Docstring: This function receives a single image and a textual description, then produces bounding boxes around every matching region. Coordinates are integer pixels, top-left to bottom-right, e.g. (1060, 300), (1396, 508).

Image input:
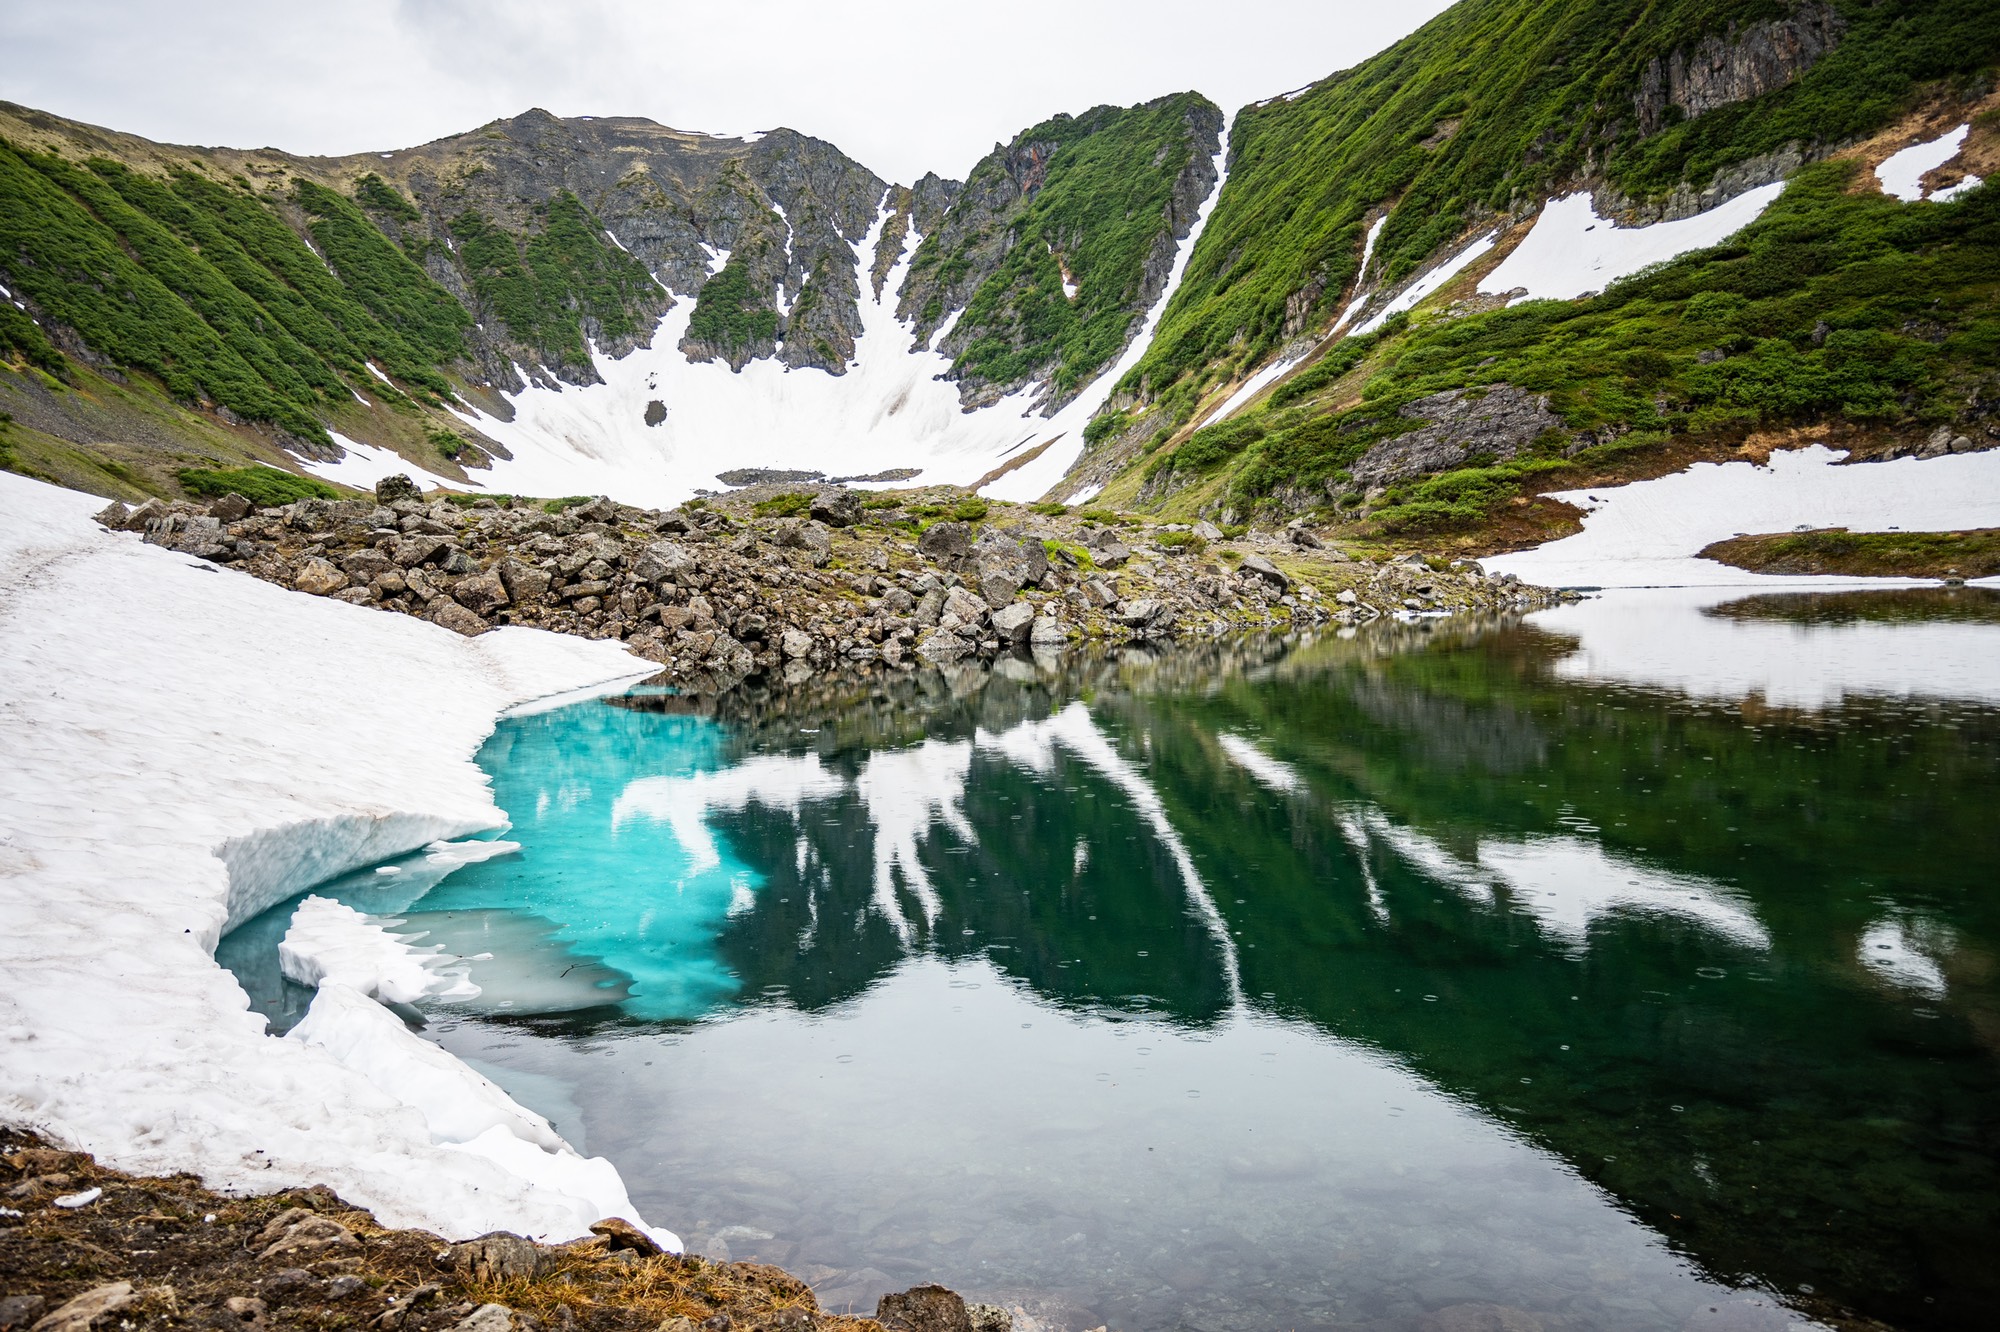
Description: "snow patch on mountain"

(442, 135), (1232, 509)
(1875, 124), (1973, 202)
(1353, 232), (1496, 336)
(1479, 185), (1785, 304)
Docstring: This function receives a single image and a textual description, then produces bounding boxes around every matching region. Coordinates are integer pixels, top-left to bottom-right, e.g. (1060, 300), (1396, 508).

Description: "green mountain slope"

(899, 92), (1223, 408)
(1080, 0), (2000, 539)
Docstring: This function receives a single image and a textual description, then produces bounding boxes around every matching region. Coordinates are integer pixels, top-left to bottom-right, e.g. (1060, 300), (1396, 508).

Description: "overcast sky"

(0, 0), (1454, 183)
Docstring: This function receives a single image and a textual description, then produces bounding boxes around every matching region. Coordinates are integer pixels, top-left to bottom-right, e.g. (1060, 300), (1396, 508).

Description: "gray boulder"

(810, 488), (862, 527)
(1240, 553), (1291, 591)
(453, 570), (510, 615)
(630, 541), (696, 584)
(918, 520), (974, 563)
(293, 558), (349, 597)
(375, 474), (422, 505)
(990, 600), (1036, 645)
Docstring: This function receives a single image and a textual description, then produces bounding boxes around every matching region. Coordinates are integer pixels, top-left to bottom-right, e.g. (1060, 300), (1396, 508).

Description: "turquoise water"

(224, 588), (2000, 1332)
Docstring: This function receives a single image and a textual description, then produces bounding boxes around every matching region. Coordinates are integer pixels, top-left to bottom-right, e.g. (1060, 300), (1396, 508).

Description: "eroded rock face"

(1348, 385), (1565, 493)
(1635, 3), (1845, 135)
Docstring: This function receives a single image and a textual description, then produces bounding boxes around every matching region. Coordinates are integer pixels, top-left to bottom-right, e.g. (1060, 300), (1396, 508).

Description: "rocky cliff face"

(1634, 3), (1846, 136)
(896, 93), (1224, 412)
(313, 111), (891, 385)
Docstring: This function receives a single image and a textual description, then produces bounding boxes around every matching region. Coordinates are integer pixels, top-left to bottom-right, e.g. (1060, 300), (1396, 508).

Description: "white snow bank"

(279, 896), (478, 1004)
(290, 982), (559, 1150)
(1522, 587), (2000, 709)
(1483, 444), (2000, 588)
(1201, 353), (1302, 428)
(1876, 125), (1970, 202)
(1352, 232), (1496, 337)
(290, 985), (678, 1250)
(1478, 185), (1784, 304)
(0, 469), (668, 1244)
(297, 431), (462, 494)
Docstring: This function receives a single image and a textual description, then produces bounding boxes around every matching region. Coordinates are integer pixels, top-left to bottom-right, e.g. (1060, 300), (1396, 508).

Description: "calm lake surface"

(223, 586), (2000, 1332)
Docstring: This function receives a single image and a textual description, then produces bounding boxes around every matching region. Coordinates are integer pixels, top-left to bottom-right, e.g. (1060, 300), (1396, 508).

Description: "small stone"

(451, 1234), (546, 1284)
(942, 586), (988, 626)
(914, 629), (974, 663)
(29, 1284), (134, 1332)
(429, 601), (491, 637)
(392, 534), (450, 568)
(496, 559), (551, 603)
(588, 1216), (665, 1255)
(224, 1298), (267, 1324)
(209, 493), (253, 522)
(293, 558), (349, 596)
(256, 1209), (359, 1260)
(326, 1276), (368, 1300)
(0, 1295), (47, 1331)
(452, 1305), (515, 1332)
(781, 628), (813, 659)
(1029, 615), (1066, 646)
(339, 549), (394, 581)
(631, 541), (696, 584)
(875, 1284), (972, 1332)
(1192, 520), (1224, 541)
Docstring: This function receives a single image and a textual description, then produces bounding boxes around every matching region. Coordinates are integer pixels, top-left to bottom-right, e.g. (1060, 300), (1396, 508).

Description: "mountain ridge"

(3, 0), (1998, 541)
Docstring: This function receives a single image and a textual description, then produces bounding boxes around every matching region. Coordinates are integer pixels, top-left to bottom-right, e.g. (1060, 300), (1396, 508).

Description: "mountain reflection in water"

(224, 590), (2000, 1332)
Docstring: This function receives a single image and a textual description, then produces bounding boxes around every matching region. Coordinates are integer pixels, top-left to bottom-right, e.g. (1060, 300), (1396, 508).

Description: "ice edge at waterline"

(0, 469), (675, 1248)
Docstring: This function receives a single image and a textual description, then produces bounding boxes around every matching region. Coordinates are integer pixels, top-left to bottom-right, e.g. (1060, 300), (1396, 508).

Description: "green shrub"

(1028, 501), (1069, 516)
(175, 465), (337, 507)
(1155, 530), (1209, 553)
(1083, 411), (1127, 446)
(542, 495), (592, 513)
(949, 496), (990, 522)
(753, 492), (814, 518)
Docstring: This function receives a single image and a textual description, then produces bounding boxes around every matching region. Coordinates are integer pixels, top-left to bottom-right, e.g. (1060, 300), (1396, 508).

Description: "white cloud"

(0, 0), (1453, 183)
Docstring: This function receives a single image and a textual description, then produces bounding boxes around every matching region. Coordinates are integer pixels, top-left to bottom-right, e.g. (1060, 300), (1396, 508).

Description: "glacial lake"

(222, 586), (2000, 1332)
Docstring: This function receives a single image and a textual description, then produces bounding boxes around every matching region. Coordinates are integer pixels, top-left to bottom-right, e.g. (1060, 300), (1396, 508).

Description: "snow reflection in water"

(223, 592), (2000, 1332)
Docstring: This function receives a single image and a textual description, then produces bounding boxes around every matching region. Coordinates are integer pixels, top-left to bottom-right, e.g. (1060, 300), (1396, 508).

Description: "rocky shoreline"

(98, 478), (1573, 691)
(0, 1130), (1003, 1332)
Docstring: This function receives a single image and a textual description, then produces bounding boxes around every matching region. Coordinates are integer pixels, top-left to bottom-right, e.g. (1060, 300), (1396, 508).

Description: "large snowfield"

(405, 135), (1231, 511)
(1481, 444), (2000, 589)
(0, 469), (676, 1245)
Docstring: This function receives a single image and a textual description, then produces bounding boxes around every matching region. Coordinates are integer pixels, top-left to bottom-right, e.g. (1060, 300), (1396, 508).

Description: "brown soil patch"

(1834, 88), (2000, 192)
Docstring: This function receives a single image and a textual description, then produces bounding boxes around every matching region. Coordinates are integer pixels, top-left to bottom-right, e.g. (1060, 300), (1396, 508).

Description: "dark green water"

(225, 588), (2000, 1332)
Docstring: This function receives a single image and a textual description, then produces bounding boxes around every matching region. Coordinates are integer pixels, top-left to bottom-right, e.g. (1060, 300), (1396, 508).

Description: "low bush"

(175, 465), (336, 507)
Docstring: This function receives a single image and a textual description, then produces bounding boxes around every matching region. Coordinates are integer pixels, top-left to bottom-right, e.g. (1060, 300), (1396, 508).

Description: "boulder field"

(98, 478), (1571, 691)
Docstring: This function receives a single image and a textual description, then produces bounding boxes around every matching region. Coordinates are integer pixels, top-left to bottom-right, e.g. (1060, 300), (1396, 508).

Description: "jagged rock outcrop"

(1635, 3), (1846, 135)
(1347, 386), (1566, 494)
